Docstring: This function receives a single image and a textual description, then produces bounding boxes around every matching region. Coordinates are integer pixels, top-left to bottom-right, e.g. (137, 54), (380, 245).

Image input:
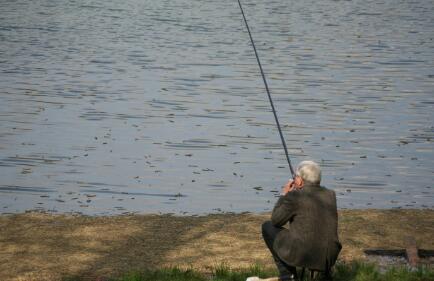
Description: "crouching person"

(262, 161), (341, 281)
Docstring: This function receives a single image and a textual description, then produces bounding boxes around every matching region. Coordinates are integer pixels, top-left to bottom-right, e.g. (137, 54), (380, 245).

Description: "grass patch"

(117, 267), (205, 281)
(63, 262), (434, 281)
(333, 261), (434, 281)
(63, 267), (206, 281)
(213, 263), (277, 281)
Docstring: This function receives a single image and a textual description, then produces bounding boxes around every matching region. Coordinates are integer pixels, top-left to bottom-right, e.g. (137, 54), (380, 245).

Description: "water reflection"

(0, 0), (433, 215)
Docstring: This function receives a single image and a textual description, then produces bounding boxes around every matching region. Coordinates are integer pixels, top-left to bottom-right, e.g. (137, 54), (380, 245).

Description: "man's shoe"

(245, 277), (281, 281)
(279, 274), (296, 281)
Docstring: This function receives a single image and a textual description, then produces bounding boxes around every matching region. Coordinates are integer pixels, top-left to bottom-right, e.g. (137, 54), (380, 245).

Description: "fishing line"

(237, 0), (295, 178)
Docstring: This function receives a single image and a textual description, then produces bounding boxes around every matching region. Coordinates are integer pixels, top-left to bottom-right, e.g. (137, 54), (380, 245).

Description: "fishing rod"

(237, 0), (295, 178)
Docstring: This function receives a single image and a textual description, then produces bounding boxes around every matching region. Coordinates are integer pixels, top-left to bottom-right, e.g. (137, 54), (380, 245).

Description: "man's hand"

(281, 176), (304, 195)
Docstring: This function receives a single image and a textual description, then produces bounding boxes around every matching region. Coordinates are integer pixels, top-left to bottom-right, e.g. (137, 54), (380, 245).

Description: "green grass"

(212, 263), (277, 281)
(333, 261), (434, 281)
(117, 267), (205, 281)
(63, 261), (434, 281)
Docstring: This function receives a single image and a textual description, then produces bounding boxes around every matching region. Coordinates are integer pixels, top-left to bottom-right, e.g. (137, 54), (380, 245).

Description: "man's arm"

(271, 193), (298, 227)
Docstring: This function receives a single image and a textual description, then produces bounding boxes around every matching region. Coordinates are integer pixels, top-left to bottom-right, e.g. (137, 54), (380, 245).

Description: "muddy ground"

(1, 209), (433, 281)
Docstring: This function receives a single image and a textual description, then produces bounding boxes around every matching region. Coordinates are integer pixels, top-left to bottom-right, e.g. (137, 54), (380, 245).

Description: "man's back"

(271, 184), (341, 271)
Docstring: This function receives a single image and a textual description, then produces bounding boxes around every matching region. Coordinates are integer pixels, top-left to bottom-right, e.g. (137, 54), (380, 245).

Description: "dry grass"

(0, 209), (433, 281)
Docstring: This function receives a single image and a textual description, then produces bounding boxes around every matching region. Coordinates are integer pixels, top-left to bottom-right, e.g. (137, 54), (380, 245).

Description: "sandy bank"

(1, 209), (433, 281)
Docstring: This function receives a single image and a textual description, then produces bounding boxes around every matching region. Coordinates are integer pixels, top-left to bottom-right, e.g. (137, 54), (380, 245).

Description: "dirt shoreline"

(1, 209), (433, 281)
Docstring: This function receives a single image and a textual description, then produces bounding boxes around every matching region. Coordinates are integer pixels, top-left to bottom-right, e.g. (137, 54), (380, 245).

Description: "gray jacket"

(271, 183), (341, 271)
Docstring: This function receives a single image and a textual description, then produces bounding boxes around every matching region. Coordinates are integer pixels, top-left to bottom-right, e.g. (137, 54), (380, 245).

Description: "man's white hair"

(296, 160), (321, 184)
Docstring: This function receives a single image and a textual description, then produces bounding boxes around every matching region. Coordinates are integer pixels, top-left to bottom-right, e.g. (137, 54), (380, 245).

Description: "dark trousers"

(262, 221), (297, 279)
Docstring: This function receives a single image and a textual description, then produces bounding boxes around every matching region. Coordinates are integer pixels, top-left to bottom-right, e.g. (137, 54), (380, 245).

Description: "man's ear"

(295, 175), (304, 188)
(296, 176), (304, 188)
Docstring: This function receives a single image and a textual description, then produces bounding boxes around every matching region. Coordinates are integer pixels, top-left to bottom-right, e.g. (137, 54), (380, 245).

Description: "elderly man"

(261, 161), (341, 280)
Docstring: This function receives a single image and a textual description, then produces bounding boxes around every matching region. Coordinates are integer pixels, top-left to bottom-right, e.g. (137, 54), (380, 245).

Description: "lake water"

(1, 0), (433, 215)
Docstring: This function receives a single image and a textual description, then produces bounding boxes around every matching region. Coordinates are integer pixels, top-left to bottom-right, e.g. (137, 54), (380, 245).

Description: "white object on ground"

(246, 277), (280, 281)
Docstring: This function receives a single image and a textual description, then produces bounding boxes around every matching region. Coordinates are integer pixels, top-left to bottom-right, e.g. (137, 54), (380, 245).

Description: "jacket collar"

(302, 183), (321, 192)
